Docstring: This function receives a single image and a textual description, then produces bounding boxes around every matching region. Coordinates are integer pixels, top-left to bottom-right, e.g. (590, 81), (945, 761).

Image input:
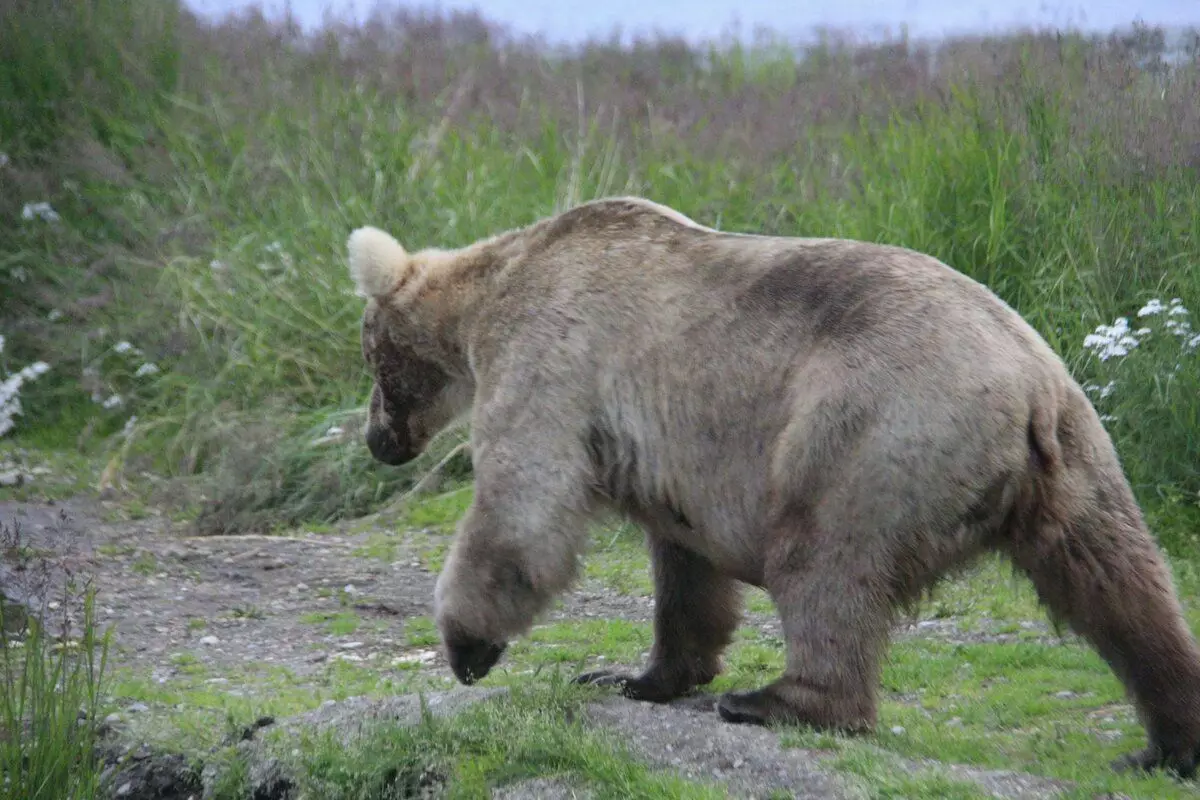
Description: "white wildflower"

(1187, 334), (1200, 352)
(113, 341), (139, 355)
(0, 334), (5, 353)
(21, 362), (49, 379)
(1139, 297), (1189, 318)
(1138, 299), (1165, 316)
(1082, 317), (1142, 361)
(101, 394), (123, 409)
(0, 152), (9, 168)
(10, 266), (28, 283)
(1, 357), (50, 438)
(21, 202), (60, 223)
(121, 416), (139, 438)
(47, 309), (63, 321)
(311, 424), (346, 446)
(1165, 318), (1194, 338)
(209, 259), (227, 271)
(1083, 380), (1117, 399)
(134, 362), (159, 377)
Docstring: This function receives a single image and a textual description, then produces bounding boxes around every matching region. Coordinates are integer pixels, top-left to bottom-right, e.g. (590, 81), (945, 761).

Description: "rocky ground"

(0, 494), (1141, 799)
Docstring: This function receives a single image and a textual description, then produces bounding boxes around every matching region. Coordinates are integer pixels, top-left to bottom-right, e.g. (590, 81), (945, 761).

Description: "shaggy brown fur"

(347, 197), (1200, 777)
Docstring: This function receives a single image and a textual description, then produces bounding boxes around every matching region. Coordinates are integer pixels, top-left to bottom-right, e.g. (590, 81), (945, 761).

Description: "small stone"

(339, 641), (364, 650)
(891, 725), (906, 735)
(1055, 690), (1076, 699)
(117, 782), (132, 796)
(105, 713), (123, 725)
(127, 702), (149, 713)
(199, 635), (219, 645)
(343, 584), (358, 595)
(0, 470), (25, 487)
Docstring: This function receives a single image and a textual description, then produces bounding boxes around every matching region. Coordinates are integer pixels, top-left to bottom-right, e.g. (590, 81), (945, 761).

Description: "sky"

(186, 0), (1198, 44)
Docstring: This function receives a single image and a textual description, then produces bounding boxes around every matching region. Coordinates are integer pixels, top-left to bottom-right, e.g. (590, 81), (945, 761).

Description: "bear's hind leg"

(1005, 475), (1200, 778)
(716, 529), (891, 732)
(574, 535), (742, 702)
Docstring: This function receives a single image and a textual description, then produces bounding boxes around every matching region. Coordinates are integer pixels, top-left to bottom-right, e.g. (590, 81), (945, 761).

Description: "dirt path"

(1, 496), (1078, 799)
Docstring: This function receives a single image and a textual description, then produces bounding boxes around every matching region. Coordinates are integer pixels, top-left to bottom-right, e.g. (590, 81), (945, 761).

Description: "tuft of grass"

(301, 611), (362, 637)
(0, 589), (112, 800)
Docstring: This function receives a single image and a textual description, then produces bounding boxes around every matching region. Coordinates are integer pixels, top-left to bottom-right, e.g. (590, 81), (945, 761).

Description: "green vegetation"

(4, 0), (1200, 797)
(2, 1), (1198, 552)
(1, 580), (112, 800)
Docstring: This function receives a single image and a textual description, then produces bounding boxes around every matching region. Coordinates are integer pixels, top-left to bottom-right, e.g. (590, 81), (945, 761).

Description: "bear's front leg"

(434, 417), (598, 686)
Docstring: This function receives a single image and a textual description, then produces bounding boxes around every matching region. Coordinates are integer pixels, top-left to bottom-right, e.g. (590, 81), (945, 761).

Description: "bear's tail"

(1005, 385), (1200, 775)
(347, 226), (409, 298)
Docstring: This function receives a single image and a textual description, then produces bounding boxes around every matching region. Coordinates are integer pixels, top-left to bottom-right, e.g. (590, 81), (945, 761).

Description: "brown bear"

(347, 196), (1200, 777)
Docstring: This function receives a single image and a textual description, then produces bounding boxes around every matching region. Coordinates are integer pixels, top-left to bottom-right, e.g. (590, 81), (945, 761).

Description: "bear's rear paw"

(571, 667), (690, 703)
(1112, 744), (1199, 780)
(717, 684), (875, 733)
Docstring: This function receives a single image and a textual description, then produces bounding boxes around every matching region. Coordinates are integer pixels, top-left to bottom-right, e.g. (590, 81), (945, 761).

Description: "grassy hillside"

(2, 3), (1198, 546)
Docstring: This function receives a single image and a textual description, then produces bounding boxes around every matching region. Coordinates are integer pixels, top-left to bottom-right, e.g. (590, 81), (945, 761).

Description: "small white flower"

(1083, 380), (1117, 399)
(1166, 318), (1194, 337)
(47, 309), (63, 321)
(10, 266), (28, 283)
(209, 259), (227, 271)
(102, 394), (123, 409)
(1083, 317), (1142, 361)
(1187, 334), (1200, 352)
(0, 152), (9, 168)
(20, 362), (49, 379)
(0, 334), (5, 354)
(135, 362), (160, 377)
(121, 416), (139, 438)
(0, 357), (49, 438)
(21, 202), (60, 223)
(1138, 299), (1164, 317)
(113, 341), (135, 354)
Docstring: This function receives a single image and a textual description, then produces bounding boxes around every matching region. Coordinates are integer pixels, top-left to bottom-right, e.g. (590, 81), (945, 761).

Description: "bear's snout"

(445, 636), (506, 685)
(365, 423), (414, 466)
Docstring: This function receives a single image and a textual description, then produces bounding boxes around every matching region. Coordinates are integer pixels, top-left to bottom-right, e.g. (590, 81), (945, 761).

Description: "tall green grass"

(1, 588), (112, 800)
(0, 0), (179, 155)
(2, 2), (1198, 549)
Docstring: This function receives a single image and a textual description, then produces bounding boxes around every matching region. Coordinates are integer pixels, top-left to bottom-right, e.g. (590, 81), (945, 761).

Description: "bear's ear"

(347, 226), (412, 299)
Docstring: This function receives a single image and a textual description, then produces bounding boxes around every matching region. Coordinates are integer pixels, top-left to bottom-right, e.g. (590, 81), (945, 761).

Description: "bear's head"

(347, 226), (473, 466)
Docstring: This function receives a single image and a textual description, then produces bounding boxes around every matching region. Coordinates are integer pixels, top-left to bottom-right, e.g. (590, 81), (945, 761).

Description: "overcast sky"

(186, 0), (1198, 44)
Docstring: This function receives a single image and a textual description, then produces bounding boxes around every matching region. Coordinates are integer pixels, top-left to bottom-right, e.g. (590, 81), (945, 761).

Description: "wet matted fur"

(346, 197), (1200, 778)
